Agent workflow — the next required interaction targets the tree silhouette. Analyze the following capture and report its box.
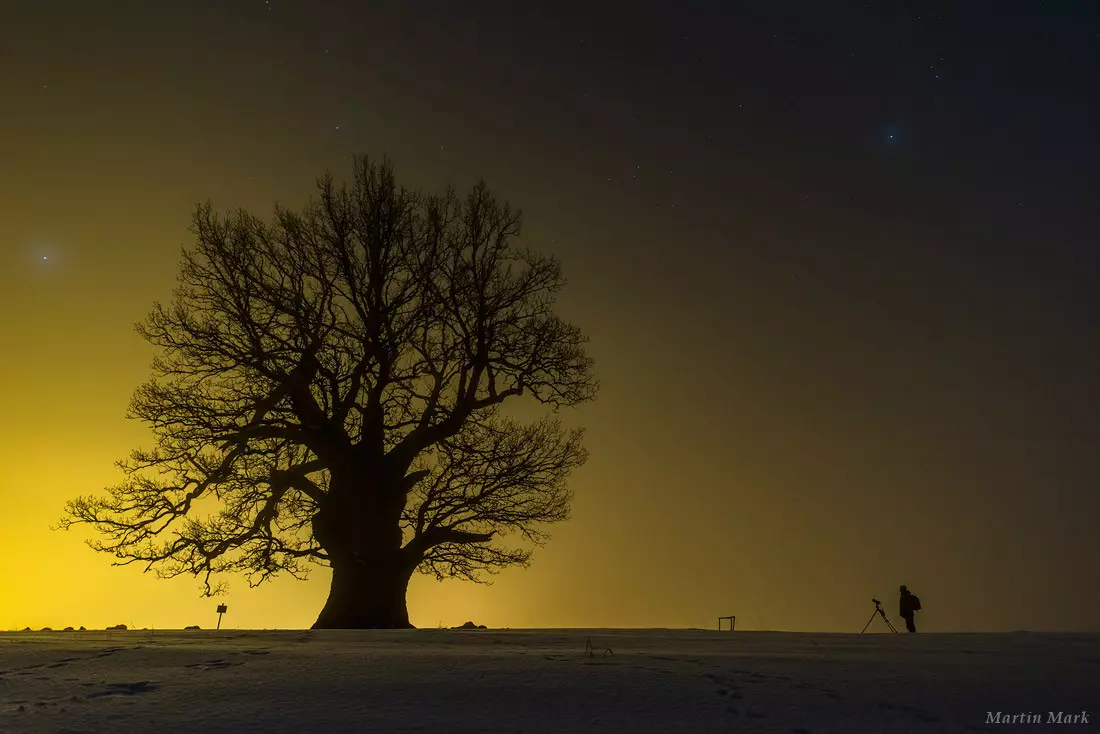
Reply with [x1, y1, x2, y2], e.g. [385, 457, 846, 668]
[61, 157, 597, 628]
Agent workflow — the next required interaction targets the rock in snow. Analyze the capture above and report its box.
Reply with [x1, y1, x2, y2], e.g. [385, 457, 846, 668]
[450, 621, 488, 630]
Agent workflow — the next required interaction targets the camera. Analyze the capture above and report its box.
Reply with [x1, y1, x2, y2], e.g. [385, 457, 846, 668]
[863, 597, 899, 633]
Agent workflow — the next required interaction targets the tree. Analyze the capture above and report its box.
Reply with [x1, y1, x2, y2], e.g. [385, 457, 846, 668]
[61, 157, 597, 628]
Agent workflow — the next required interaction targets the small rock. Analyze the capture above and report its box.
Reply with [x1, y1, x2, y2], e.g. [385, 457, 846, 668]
[450, 621, 488, 630]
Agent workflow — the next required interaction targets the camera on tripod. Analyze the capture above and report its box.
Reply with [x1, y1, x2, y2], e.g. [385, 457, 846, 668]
[862, 598, 897, 633]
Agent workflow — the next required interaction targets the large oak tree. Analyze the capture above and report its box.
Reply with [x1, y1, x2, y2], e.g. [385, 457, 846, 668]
[62, 158, 597, 628]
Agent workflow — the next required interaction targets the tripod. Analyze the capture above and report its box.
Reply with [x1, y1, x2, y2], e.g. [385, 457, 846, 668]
[861, 598, 898, 633]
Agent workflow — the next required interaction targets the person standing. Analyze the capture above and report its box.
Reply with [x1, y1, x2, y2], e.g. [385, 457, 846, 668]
[899, 585, 921, 632]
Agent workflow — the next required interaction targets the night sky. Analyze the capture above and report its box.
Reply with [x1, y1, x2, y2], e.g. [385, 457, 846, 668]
[2, 1, 1098, 632]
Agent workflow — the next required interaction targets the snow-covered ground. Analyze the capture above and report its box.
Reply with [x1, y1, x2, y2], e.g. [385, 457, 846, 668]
[0, 628, 1095, 732]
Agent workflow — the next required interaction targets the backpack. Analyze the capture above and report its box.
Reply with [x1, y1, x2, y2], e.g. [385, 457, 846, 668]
[911, 594, 922, 611]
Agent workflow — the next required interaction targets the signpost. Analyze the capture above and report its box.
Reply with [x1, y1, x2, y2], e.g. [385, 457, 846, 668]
[216, 604, 228, 630]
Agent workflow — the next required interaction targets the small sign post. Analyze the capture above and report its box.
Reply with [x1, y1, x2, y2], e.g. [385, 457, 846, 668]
[216, 604, 228, 630]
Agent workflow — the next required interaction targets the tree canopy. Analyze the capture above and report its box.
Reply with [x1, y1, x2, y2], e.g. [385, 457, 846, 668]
[62, 157, 597, 627]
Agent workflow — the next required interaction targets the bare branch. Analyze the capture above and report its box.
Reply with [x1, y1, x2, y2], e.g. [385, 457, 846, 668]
[61, 156, 596, 603]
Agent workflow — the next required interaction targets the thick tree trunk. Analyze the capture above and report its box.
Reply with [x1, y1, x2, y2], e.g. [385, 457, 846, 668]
[310, 463, 419, 629]
[312, 553, 416, 629]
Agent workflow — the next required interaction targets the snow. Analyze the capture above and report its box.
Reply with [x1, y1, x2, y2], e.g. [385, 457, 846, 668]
[0, 628, 1096, 732]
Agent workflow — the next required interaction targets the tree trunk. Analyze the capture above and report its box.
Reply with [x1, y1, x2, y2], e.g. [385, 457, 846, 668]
[312, 553, 416, 629]
[310, 464, 417, 629]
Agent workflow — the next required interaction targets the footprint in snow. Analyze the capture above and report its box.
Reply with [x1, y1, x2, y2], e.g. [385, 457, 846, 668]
[185, 659, 240, 670]
[85, 681, 158, 699]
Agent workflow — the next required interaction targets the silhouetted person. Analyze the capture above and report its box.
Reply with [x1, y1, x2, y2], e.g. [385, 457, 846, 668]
[899, 585, 921, 632]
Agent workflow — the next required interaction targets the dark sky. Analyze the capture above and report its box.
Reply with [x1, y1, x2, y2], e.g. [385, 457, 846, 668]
[2, 1, 1098, 631]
